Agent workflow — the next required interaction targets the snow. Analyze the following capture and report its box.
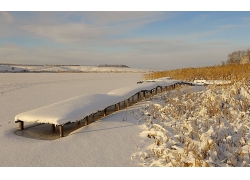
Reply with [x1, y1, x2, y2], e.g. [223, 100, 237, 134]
[0, 64, 150, 73]
[1, 72, 250, 171]
[194, 79, 231, 85]
[131, 82, 250, 167]
[15, 79, 180, 125]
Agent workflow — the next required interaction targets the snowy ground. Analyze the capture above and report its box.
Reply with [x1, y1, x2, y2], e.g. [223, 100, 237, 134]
[0, 73, 247, 179]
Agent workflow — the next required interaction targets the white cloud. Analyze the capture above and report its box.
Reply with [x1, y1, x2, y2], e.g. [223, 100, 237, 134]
[0, 39, 243, 70]
[0, 12, 14, 23]
[18, 12, 172, 43]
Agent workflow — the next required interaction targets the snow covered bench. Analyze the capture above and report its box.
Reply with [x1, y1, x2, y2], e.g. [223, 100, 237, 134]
[15, 79, 182, 138]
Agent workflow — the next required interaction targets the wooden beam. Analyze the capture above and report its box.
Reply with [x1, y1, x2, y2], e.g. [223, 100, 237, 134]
[59, 125, 64, 138]
[18, 121, 24, 131]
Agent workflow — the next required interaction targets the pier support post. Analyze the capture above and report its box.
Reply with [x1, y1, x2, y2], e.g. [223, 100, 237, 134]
[143, 91, 146, 100]
[51, 124, 56, 133]
[117, 103, 120, 110]
[18, 121, 24, 131]
[137, 92, 140, 102]
[59, 125, 64, 138]
[104, 108, 107, 117]
[127, 99, 130, 107]
[85, 116, 89, 125]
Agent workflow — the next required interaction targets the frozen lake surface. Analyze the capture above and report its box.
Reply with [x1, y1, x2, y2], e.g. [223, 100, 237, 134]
[0, 73, 146, 166]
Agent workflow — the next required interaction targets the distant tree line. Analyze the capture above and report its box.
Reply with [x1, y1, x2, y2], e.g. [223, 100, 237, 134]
[98, 64, 130, 68]
[224, 48, 250, 65]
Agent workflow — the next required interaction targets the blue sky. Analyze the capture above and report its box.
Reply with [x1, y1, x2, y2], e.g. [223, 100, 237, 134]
[1, 10, 250, 70]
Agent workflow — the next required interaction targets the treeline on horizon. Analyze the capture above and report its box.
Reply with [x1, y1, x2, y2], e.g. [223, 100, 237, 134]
[144, 48, 250, 82]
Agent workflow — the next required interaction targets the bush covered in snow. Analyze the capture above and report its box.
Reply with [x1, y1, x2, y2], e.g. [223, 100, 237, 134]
[132, 83, 250, 167]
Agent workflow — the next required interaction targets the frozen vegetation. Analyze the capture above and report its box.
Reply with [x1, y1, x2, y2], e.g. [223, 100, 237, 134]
[131, 82, 250, 167]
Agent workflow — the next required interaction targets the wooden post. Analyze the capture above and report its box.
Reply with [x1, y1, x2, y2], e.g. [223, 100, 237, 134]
[114, 104, 117, 110]
[85, 116, 89, 125]
[18, 121, 24, 131]
[117, 103, 120, 110]
[127, 99, 130, 107]
[132, 95, 134, 103]
[123, 100, 125, 106]
[51, 124, 55, 133]
[104, 108, 107, 117]
[143, 91, 146, 100]
[59, 125, 64, 138]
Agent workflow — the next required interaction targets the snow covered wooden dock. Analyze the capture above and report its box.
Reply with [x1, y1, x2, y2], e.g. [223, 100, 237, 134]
[15, 79, 183, 138]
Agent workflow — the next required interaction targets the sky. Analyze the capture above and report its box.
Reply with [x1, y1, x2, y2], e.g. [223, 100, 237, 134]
[1, 1, 250, 70]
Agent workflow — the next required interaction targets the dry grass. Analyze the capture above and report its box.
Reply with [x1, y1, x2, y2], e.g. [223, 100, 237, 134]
[143, 63, 250, 83]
